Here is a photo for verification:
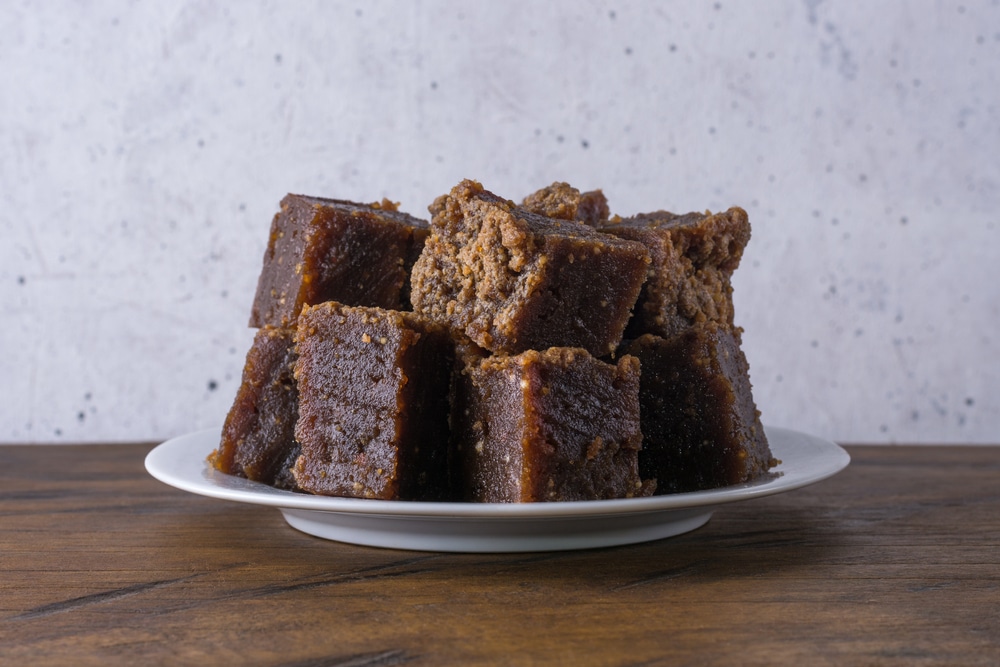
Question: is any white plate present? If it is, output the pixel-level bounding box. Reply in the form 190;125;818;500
145;426;849;553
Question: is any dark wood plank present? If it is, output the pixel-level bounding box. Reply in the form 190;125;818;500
1;443;998;665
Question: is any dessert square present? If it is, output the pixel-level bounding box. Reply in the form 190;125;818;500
249;194;429;328
410;180;649;357
601;207;750;339
452;345;650;502
521;181;610;226
292;302;454;500
622;324;774;493
210;327;301;490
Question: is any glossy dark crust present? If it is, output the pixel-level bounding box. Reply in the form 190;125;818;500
249;195;429;328
210;327;301;490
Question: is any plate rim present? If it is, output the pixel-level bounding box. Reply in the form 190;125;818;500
145;425;850;519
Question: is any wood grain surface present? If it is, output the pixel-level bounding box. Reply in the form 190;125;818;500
1;443;998;666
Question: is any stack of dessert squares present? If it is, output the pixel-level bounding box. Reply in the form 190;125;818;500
209;180;776;502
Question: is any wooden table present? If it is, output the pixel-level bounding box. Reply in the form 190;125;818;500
1;443;998;666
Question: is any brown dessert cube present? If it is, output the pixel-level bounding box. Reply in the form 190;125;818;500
622;324;774;494
249;194;429;328
410;179;650;357
292;302;454;500
601;207;750;339
209;327;300;490
521;181;610;226
452;346;650;502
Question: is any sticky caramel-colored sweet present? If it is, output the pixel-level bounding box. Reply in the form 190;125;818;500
410;179;650;357
521;181;610;226
292;302;454;500
622;324;774;494
249;194;429;328
601;207;750;339
210;327;300;490
452;345;651;502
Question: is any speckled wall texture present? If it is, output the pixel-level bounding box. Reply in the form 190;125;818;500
2;1;997;444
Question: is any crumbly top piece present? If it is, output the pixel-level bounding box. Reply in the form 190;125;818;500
430;179;631;246
607;207;750;271
520;182;610;226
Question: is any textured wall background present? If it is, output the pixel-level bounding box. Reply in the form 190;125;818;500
2;1;998;444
